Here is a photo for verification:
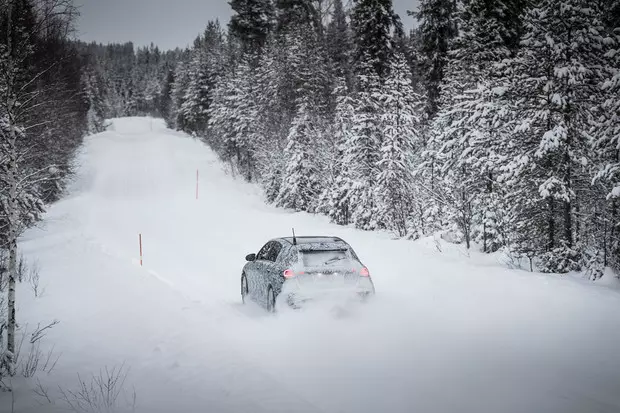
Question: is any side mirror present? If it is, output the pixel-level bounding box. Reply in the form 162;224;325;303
245;253;256;262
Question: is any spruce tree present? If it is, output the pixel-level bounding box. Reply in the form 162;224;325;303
413;0;458;117
500;0;609;272
429;0;522;251
179;22;225;134
326;0;353;87
275;101;321;211
346;66;383;230
228;0;275;55
374;53;422;236
254;36;288;200
275;0;320;33
208;58;262;181
350;0;400;78
321;80;355;225
591;6;620;272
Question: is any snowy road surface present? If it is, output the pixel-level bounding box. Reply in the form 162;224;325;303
9;117;620;413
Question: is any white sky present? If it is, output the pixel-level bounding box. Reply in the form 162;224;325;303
75;0;420;51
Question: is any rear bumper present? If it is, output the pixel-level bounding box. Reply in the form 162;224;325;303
282;280;375;308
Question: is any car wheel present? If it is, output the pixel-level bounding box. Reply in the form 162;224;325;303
266;286;276;313
241;274;249;304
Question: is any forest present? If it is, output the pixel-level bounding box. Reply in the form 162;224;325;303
85;0;620;277
1;0;620;381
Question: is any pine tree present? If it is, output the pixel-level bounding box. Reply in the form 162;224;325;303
591;6;620;273
159;69;175;126
228;0;275;55
82;67;107;133
326;0;353;87
346;67;383;230
170;58;191;130
208;58;262;181
320;80;355;225
350;0;400;78
429;0;523;251
413;0;459;117
178;22;225;134
253;37;288;199
275;0;320;33
374;53;422;236
275;102;321;211
500;0;610;272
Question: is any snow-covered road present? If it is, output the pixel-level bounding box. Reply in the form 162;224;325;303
9;117;620;413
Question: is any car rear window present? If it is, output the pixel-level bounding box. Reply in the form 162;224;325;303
300;249;349;267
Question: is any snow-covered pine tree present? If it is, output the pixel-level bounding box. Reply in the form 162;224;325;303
170;58;191;130
319;79;355;225
326;0;353;88
180;22;225;134
82;67;107;134
412;0;459;117
275;0;320;34
253;36;288;201
275;101;321;211
429;0;523;251
346;63;383;231
350;0;400;79
229;0;275;56
208;56;262;182
501;0;610;272
180;50;212;133
159;69;175;126
374;53;422;237
270;18;332;210
591;5;620;273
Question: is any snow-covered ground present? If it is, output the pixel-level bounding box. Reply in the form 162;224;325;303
5;117;620;413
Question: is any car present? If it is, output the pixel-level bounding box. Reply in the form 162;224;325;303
241;235;375;312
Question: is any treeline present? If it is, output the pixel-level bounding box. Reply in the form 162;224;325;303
95;0;620;279
0;0;92;379
162;0;620;277
78;41;185;131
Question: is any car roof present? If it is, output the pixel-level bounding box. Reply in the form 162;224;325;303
279;236;348;246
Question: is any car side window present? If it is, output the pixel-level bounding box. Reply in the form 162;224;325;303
279;245;298;266
256;242;271;261
266;242;282;262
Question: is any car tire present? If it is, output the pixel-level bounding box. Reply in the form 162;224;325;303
241;274;249;304
266;286;276;313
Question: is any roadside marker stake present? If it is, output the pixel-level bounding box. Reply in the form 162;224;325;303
139;233;143;266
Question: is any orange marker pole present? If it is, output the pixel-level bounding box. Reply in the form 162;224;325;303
196;169;199;200
139;233;143;266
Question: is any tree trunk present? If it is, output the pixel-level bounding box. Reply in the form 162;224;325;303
564;200;572;249
4;0;18;372
563;147;573;249
462;189;471;250
548;197;555;251
5;114;19;373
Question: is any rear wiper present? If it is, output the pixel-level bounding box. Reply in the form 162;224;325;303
324;256;346;265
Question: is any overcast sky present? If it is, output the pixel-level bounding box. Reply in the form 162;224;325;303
76;0;420;51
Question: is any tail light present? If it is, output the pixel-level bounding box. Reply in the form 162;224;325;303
283;269;295;278
360;267;370;277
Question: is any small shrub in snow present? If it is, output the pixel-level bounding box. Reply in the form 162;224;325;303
581;249;606;281
537;245;582;274
59;363;136;413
